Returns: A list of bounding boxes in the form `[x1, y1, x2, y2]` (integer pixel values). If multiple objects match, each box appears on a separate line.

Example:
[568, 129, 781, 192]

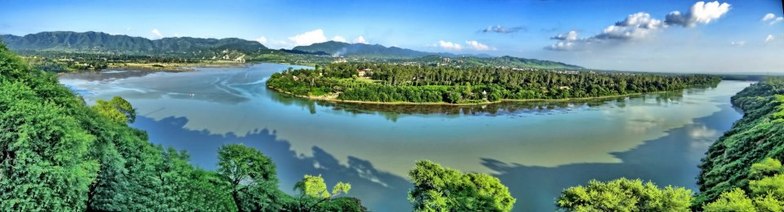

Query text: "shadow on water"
[481, 93, 742, 211]
[132, 116, 412, 211]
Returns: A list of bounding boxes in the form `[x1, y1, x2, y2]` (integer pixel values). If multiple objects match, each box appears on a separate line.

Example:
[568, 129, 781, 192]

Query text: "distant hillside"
[294, 41, 582, 69]
[293, 41, 433, 58]
[1, 31, 585, 70]
[0, 31, 267, 56]
[408, 55, 584, 70]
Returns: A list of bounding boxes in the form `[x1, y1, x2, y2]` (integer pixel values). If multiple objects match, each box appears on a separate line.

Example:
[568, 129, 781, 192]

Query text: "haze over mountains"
[0, 31, 583, 69]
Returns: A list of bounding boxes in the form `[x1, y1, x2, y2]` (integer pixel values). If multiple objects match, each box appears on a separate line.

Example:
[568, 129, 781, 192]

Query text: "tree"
[293, 174, 359, 211]
[0, 81, 99, 211]
[92, 96, 136, 123]
[556, 178, 693, 211]
[704, 158, 784, 211]
[408, 160, 515, 212]
[217, 144, 281, 211]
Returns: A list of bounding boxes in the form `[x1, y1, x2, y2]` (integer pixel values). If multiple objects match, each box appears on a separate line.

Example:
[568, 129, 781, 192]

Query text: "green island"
[267, 63, 721, 105]
[3, 40, 784, 211]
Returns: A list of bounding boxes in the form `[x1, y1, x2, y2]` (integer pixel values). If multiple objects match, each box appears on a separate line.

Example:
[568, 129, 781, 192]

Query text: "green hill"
[696, 78, 784, 205]
[292, 41, 432, 58]
[1, 31, 267, 56]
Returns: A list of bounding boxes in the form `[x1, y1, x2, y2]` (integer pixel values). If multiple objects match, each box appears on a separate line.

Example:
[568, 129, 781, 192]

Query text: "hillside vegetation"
[697, 78, 784, 205]
[267, 62, 720, 104]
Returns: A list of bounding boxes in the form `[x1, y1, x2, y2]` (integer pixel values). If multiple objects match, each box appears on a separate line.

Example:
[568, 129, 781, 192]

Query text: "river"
[59, 63, 751, 211]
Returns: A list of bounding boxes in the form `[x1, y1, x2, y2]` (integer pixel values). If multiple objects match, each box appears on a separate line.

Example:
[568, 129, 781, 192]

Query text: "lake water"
[59, 64, 751, 211]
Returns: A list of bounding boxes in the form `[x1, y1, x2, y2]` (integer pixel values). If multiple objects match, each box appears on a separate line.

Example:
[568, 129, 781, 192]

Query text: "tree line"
[267, 63, 721, 104]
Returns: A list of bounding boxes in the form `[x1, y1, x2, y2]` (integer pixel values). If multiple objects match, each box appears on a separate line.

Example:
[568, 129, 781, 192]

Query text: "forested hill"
[1, 31, 267, 55]
[292, 41, 433, 58]
[696, 78, 784, 205]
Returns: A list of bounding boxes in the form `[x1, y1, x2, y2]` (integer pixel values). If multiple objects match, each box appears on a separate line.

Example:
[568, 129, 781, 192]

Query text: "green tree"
[293, 174, 357, 211]
[217, 144, 282, 211]
[92, 96, 136, 123]
[408, 160, 515, 212]
[556, 178, 693, 212]
[704, 158, 784, 211]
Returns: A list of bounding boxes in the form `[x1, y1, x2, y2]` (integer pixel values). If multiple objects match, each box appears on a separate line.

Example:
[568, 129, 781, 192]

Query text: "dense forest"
[267, 63, 721, 104]
[697, 78, 784, 206]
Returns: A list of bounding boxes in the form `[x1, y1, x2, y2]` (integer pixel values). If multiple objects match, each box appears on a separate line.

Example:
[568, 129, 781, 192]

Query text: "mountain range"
[1, 31, 583, 69]
[0, 31, 267, 55]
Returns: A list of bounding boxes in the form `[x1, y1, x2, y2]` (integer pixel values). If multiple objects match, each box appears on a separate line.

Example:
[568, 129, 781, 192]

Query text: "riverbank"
[107, 61, 249, 72]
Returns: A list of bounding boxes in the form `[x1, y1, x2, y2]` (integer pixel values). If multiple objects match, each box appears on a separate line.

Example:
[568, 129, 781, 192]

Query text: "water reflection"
[133, 116, 412, 211]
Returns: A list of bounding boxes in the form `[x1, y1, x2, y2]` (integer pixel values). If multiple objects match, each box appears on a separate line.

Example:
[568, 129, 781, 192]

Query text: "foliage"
[292, 174, 361, 211]
[92, 96, 136, 123]
[697, 78, 784, 205]
[703, 158, 784, 211]
[217, 144, 283, 211]
[556, 178, 693, 212]
[267, 62, 720, 104]
[408, 160, 516, 212]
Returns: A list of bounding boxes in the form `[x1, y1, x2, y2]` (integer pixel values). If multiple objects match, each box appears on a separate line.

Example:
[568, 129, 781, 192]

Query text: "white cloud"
[598, 12, 664, 40]
[438, 40, 463, 51]
[761, 13, 783, 25]
[665, 1, 731, 27]
[548, 1, 732, 51]
[730, 40, 746, 47]
[765, 34, 775, 43]
[332, 36, 347, 42]
[465, 40, 494, 51]
[353, 36, 367, 44]
[763, 13, 777, 21]
[150, 28, 163, 39]
[481, 25, 525, 34]
[552, 30, 579, 41]
[288, 29, 328, 46]
[255, 36, 268, 44]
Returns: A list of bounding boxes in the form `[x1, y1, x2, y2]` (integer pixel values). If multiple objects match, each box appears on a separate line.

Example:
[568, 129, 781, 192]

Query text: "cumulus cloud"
[761, 13, 783, 25]
[547, 13, 664, 51]
[353, 36, 367, 44]
[150, 28, 163, 39]
[465, 40, 494, 51]
[481, 25, 525, 34]
[665, 1, 731, 27]
[332, 35, 347, 42]
[288, 29, 328, 46]
[765, 34, 775, 43]
[596, 12, 664, 40]
[438, 40, 463, 51]
[255, 36, 268, 44]
[730, 40, 746, 47]
[547, 1, 731, 51]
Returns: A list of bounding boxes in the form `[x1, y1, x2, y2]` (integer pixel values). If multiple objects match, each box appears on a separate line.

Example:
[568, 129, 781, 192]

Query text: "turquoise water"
[60, 64, 751, 211]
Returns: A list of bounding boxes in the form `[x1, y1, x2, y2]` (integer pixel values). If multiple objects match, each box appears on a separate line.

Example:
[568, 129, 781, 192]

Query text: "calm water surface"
[59, 64, 751, 211]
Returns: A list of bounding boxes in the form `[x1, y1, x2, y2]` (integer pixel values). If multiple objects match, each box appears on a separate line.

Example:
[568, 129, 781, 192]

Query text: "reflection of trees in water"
[132, 116, 412, 211]
[267, 87, 692, 120]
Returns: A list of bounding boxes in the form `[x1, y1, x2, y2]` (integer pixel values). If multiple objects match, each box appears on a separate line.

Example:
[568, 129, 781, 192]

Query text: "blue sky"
[1, 0, 782, 73]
